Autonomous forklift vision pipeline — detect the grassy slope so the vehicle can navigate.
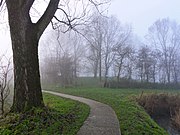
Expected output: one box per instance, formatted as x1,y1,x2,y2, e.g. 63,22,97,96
46,87,175,135
0,93,89,135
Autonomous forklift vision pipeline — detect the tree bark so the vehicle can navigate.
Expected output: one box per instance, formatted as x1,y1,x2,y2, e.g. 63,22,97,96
6,7,43,112
6,0,60,112
1,92,4,115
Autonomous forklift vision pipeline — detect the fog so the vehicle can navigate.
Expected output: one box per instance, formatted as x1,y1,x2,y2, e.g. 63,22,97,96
0,0,180,85
1,0,180,54
109,0,180,37
1,1,180,134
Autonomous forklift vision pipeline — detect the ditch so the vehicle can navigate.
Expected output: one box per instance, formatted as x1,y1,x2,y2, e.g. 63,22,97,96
137,93,180,135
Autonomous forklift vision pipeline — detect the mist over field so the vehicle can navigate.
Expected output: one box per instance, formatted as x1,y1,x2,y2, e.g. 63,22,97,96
0,0,180,135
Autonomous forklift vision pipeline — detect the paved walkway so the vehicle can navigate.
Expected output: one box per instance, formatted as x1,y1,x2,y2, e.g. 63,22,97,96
43,91,121,135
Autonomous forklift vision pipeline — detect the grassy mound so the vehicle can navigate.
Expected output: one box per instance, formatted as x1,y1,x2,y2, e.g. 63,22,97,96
0,93,89,135
47,87,169,135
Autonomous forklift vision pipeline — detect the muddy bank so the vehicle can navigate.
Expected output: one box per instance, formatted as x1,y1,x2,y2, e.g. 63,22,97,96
137,93,180,135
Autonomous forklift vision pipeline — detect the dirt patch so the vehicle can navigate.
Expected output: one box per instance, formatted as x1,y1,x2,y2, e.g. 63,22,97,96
137,92,180,134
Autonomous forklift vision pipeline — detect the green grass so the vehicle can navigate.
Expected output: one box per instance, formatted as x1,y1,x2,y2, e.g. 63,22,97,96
0,93,89,135
45,87,179,135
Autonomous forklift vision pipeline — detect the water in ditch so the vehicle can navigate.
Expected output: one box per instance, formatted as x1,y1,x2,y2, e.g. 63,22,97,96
153,116,180,135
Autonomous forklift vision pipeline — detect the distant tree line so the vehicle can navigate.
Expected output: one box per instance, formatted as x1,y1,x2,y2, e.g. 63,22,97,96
40,15,180,89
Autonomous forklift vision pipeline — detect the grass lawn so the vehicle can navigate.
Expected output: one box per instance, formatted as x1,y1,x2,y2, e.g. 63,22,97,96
0,93,89,135
44,87,180,135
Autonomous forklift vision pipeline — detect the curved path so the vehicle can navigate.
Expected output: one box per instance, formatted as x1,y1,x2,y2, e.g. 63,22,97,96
43,91,121,135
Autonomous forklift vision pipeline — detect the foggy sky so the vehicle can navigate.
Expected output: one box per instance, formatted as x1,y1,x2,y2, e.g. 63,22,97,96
1,0,180,54
109,0,180,37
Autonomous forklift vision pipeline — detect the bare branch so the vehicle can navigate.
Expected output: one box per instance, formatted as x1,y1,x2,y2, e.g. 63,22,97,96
0,0,4,7
36,0,60,40
25,0,35,12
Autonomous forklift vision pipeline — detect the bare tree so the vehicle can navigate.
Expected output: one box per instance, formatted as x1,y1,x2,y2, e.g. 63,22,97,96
113,24,132,82
40,29,86,86
136,46,157,83
171,53,180,84
86,15,127,86
85,14,104,80
59,52,74,87
56,31,85,85
148,18,180,83
70,33,85,79
124,52,136,80
0,55,11,115
0,0,109,112
42,56,59,84
102,16,121,86
87,44,100,78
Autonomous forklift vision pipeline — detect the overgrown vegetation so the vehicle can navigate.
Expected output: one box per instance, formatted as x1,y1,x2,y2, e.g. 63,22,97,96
138,93,180,131
173,109,180,129
0,93,89,135
46,87,172,135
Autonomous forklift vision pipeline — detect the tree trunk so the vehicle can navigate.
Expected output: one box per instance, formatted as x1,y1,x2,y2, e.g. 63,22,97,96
11,30,44,112
1,101,4,115
153,64,156,83
99,56,102,81
146,73,149,83
104,68,108,87
167,65,171,84
1,92,4,115
93,59,98,78
117,67,121,82
7,5,44,112
99,34,102,81
117,61,123,82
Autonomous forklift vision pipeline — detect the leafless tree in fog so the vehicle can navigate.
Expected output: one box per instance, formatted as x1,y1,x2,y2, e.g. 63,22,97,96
59,52,74,87
86,14,104,80
86,15,133,86
113,24,132,82
136,46,155,83
102,16,121,87
40,29,86,87
148,18,180,84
